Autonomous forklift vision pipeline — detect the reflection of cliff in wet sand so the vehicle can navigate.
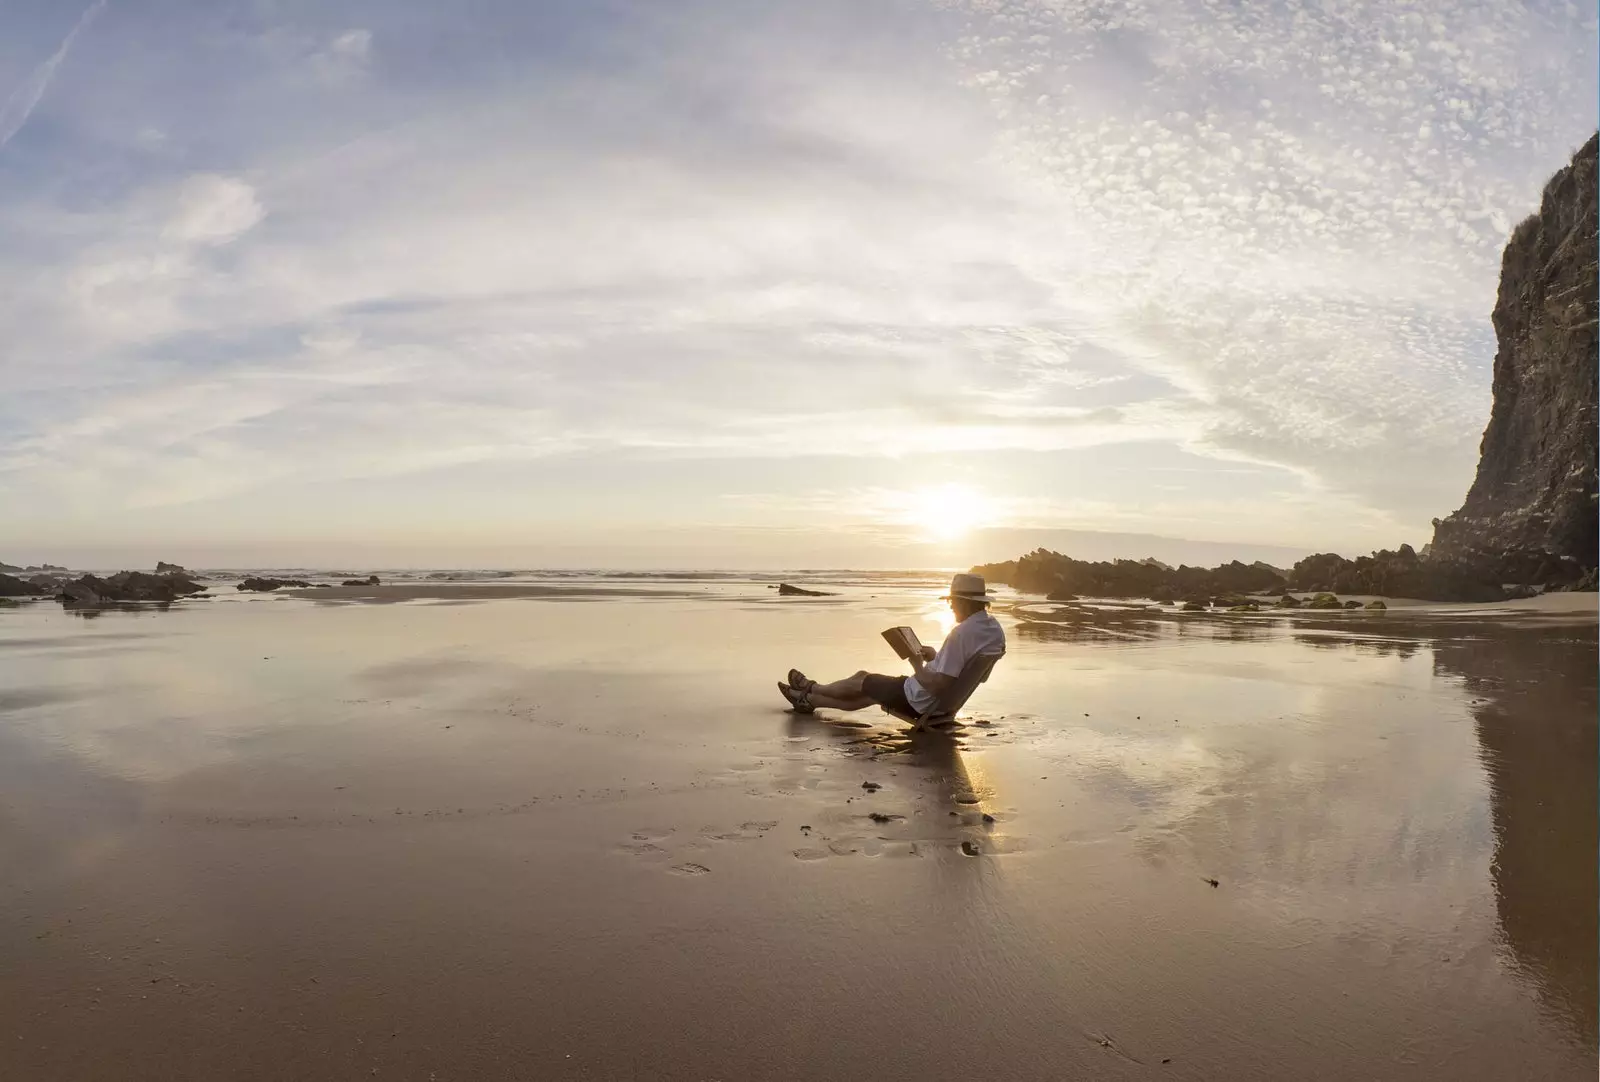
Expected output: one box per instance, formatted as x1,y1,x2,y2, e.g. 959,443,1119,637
1439,630,1598,1050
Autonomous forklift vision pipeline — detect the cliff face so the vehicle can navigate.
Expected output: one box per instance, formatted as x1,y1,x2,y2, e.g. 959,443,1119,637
1431,134,1598,578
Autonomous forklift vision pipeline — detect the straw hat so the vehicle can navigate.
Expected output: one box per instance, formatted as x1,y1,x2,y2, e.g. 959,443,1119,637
941,572,994,602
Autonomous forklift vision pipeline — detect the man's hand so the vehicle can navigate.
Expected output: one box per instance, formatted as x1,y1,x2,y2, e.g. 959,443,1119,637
919,645,937,662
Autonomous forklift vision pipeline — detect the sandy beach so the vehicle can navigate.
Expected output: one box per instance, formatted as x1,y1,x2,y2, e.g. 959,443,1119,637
1,576,1594,1080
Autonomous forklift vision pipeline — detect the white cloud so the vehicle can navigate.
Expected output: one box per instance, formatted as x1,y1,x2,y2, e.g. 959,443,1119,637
307,27,372,83
164,174,265,245
330,29,371,61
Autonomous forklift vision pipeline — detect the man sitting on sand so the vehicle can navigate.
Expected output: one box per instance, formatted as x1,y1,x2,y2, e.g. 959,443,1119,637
779,573,1005,721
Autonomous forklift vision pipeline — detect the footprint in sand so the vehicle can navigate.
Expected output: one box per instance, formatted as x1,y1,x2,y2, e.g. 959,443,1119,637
618,842,672,861
792,847,831,861
669,862,711,876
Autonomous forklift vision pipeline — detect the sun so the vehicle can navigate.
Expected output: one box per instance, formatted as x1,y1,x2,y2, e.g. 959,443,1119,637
903,484,986,542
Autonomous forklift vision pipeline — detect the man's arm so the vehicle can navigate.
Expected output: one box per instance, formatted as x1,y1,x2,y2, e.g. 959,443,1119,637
910,651,957,698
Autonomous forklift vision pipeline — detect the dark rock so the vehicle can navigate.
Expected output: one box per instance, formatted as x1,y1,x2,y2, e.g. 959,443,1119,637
341,579,371,587
1502,584,1541,600
1181,600,1207,612
237,577,312,592
974,552,1285,602
155,561,187,574
0,560,19,572
1557,567,1598,592
1431,134,1598,583
1287,548,1503,602
981,813,996,824
861,781,880,791
58,571,206,605
0,573,45,597
961,841,981,856
1343,600,1363,609
1305,592,1343,610
1365,600,1387,610
777,582,830,596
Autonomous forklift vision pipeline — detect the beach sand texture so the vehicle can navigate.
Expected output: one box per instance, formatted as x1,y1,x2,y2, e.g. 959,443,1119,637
1,578,1594,1080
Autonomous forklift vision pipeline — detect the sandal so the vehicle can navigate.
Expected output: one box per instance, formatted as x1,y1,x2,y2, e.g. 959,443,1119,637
787,669,815,693
778,681,814,714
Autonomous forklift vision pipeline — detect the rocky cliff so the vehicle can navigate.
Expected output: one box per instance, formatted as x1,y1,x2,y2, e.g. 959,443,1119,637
1431,134,1598,581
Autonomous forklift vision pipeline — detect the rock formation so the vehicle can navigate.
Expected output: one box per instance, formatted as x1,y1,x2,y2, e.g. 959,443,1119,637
777,582,831,596
1286,545,1503,602
972,550,1286,601
0,573,48,597
1431,134,1598,585
155,561,188,574
237,577,312,591
57,571,207,605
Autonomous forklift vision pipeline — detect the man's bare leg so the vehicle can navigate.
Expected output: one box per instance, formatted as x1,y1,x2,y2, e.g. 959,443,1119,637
801,670,876,712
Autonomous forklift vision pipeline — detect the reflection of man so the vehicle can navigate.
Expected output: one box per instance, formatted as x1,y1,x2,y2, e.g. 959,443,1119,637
779,573,1005,718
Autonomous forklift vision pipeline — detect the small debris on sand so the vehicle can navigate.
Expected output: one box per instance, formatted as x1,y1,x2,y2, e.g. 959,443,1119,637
1204,877,1220,888
961,840,980,856
867,812,903,824
861,781,880,791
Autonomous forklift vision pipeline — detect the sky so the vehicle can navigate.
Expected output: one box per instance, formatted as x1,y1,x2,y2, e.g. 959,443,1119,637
0,0,1595,570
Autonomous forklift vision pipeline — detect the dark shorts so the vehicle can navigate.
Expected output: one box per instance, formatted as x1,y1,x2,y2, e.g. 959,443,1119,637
861,673,914,715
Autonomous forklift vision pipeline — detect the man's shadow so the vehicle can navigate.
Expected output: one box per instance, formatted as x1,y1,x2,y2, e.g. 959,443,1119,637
783,710,991,819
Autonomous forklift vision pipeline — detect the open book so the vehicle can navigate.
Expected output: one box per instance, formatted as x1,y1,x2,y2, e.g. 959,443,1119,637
881,625,926,663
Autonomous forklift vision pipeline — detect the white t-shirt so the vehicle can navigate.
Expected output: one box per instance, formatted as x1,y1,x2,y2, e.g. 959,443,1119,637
904,609,1006,713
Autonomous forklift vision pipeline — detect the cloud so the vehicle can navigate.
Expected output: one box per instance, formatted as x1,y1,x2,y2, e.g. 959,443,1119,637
0,0,105,151
0,0,1594,561
308,27,372,83
329,29,371,61
165,174,264,245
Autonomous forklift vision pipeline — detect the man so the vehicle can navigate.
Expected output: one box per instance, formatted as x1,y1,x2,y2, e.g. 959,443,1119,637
778,572,1005,721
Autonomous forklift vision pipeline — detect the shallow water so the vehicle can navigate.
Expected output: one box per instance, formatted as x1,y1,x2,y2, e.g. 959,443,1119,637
1,582,1593,1080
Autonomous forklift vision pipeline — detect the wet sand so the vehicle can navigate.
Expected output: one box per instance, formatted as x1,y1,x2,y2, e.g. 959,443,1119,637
1,584,1594,1080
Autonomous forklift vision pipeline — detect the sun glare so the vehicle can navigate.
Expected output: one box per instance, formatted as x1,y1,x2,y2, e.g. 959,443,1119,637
902,484,987,542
